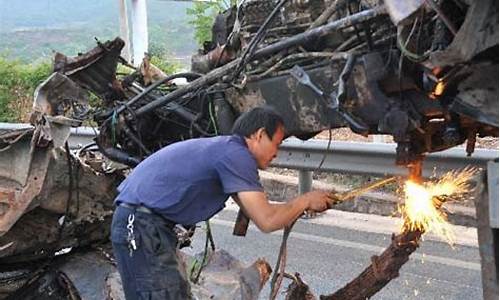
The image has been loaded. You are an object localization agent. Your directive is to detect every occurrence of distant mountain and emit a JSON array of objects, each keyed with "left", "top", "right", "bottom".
[{"left": 0, "top": 0, "right": 198, "bottom": 66}]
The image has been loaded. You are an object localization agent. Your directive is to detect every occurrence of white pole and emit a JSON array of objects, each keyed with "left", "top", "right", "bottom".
[
  {"left": 131, "top": 0, "right": 149, "bottom": 66},
  {"left": 118, "top": 0, "right": 131, "bottom": 63}
]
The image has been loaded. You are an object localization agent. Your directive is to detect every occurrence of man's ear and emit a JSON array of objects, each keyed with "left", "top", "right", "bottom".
[{"left": 256, "top": 127, "right": 266, "bottom": 141}]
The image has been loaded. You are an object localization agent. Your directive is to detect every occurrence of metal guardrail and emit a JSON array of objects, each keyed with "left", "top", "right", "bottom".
[
  {"left": 273, "top": 138, "right": 498, "bottom": 178},
  {"left": 0, "top": 123, "right": 98, "bottom": 150},
  {"left": 2, "top": 123, "right": 497, "bottom": 176},
  {"left": 273, "top": 138, "right": 498, "bottom": 227}
]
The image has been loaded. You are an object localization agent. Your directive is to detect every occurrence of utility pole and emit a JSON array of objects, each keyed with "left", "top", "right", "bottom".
[
  {"left": 117, "top": 0, "right": 131, "bottom": 63},
  {"left": 131, "top": 0, "right": 149, "bottom": 66}
]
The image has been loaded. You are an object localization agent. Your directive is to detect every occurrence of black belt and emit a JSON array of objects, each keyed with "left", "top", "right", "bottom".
[
  {"left": 119, "top": 202, "right": 154, "bottom": 214},
  {"left": 118, "top": 202, "right": 177, "bottom": 229}
]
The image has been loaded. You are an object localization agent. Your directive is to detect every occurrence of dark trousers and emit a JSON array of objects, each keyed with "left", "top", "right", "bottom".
[{"left": 111, "top": 205, "right": 191, "bottom": 300}]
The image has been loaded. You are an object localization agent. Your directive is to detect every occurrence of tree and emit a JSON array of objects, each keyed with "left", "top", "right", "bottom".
[{"left": 186, "top": 0, "right": 236, "bottom": 47}]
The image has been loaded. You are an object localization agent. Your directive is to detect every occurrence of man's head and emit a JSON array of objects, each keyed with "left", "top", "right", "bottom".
[{"left": 232, "top": 106, "right": 285, "bottom": 170}]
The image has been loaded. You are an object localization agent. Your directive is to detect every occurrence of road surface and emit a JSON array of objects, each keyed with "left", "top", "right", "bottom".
[{"left": 184, "top": 201, "right": 482, "bottom": 300}]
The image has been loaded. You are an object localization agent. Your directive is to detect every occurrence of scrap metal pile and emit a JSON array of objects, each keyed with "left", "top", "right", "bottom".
[{"left": 0, "top": 0, "right": 498, "bottom": 298}]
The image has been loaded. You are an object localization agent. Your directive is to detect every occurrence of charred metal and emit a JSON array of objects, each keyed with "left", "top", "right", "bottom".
[{"left": 42, "top": 0, "right": 497, "bottom": 168}]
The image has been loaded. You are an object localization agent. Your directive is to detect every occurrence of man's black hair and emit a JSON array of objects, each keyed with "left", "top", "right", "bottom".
[{"left": 231, "top": 106, "right": 285, "bottom": 138}]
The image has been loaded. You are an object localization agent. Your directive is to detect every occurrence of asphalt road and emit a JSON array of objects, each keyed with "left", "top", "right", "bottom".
[{"left": 183, "top": 202, "right": 482, "bottom": 300}]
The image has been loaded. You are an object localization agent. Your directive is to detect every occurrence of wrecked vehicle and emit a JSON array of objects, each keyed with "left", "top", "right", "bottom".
[
  {"left": 92, "top": 0, "right": 498, "bottom": 176},
  {"left": 0, "top": 0, "right": 498, "bottom": 298}
]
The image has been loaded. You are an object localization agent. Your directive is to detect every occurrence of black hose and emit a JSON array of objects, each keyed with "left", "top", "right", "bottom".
[
  {"left": 134, "top": 7, "right": 386, "bottom": 117},
  {"left": 95, "top": 138, "right": 141, "bottom": 167},
  {"left": 213, "top": 92, "right": 235, "bottom": 134},
  {"left": 103, "top": 72, "right": 203, "bottom": 119}
]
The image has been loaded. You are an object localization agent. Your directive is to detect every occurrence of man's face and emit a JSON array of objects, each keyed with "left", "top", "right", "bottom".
[{"left": 252, "top": 125, "right": 285, "bottom": 170}]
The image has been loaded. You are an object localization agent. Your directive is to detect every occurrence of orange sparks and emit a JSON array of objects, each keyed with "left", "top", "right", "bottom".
[
  {"left": 400, "top": 167, "right": 478, "bottom": 244},
  {"left": 432, "top": 81, "right": 446, "bottom": 98}
]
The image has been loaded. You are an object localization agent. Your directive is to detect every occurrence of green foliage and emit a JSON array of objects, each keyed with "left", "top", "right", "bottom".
[
  {"left": 186, "top": 0, "right": 236, "bottom": 47},
  {"left": 0, "top": 57, "right": 52, "bottom": 122},
  {"left": 149, "top": 55, "right": 179, "bottom": 75},
  {"left": 148, "top": 43, "right": 181, "bottom": 74},
  {"left": 0, "top": 52, "right": 180, "bottom": 123}
]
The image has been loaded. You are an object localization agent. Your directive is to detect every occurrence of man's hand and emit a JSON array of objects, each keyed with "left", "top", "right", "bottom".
[{"left": 301, "top": 190, "right": 333, "bottom": 212}]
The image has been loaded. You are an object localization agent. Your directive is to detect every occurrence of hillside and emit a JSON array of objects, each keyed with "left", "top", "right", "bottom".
[{"left": 0, "top": 0, "right": 198, "bottom": 66}]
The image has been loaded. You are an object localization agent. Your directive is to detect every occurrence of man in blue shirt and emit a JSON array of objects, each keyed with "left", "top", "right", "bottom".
[{"left": 111, "top": 106, "right": 333, "bottom": 299}]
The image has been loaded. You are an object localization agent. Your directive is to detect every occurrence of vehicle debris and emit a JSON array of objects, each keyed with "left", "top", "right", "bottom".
[{"left": 35, "top": 0, "right": 497, "bottom": 170}]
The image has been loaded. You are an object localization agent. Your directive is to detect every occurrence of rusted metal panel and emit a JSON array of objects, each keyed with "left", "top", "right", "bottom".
[
  {"left": 0, "top": 119, "right": 119, "bottom": 261},
  {"left": 225, "top": 65, "right": 342, "bottom": 137},
  {"left": 54, "top": 38, "right": 125, "bottom": 101},
  {"left": 0, "top": 128, "right": 34, "bottom": 187},
  {"left": 33, "top": 72, "right": 89, "bottom": 118},
  {"left": 0, "top": 126, "right": 52, "bottom": 236}
]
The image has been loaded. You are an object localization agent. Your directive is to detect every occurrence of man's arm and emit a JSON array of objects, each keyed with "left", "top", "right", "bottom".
[{"left": 233, "top": 190, "right": 331, "bottom": 233}]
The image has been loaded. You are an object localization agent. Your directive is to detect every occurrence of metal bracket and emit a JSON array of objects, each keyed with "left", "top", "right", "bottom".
[
  {"left": 290, "top": 65, "right": 325, "bottom": 98},
  {"left": 290, "top": 65, "right": 368, "bottom": 134}
]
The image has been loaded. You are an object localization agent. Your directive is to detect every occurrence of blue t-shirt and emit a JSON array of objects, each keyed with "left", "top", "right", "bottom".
[{"left": 115, "top": 135, "right": 263, "bottom": 225}]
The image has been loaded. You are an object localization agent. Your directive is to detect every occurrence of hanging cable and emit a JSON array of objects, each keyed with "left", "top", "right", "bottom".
[
  {"left": 232, "top": 0, "right": 289, "bottom": 81},
  {"left": 269, "top": 127, "right": 332, "bottom": 299},
  {"left": 269, "top": 219, "right": 296, "bottom": 300},
  {"left": 190, "top": 221, "right": 216, "bottom": 284},
  {"left": 208, "top": 100, "right": 219, "bottom": 135},
  {"left": 397, "top": 16, "right": 430, "bottom": 63}
]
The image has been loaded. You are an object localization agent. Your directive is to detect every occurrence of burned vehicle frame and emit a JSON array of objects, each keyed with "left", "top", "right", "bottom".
[{"left": 38, "top": 0, "right": 498, "bottom": 175}]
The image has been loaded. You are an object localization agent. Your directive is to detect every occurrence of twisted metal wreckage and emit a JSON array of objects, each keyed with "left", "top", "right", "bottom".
[{"left": 0, "top": 0, "right": 498, "bottom": 298}]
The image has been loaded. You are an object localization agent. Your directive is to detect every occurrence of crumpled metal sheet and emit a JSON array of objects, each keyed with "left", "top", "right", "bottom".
[
  {"left": 54, "top": 38, "right": 124, "bottom": 101},
  {"left": 0, "top": 117, "right": 118, "bottom": 260},
  {"left": 0, "top": 116, "right": 74, "bottom": 237},
  {"left": 426, "top": 0, "right": 499, "bottom": 68},
  {"left": 33, "top": 72, "right": 89, "bottom": 118},
  {"left": 0, "top": 125, "right": 53, "bottom": 236},
  {"left": 383, "top": 0, "right": 424, "bottom": 25},
  {"left": 451, "top": 62, "right": 499, "bottom": 127}
]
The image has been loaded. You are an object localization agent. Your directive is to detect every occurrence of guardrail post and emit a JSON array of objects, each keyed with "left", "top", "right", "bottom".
[
  {"left": 476, "top": 162, "right": 499, "bottom": 300},
  {"left": 298, "top": 170, "right": 313, "bottom": 195}
]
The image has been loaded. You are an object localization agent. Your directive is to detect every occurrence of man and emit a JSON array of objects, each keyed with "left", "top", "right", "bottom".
[{"left": 111, "top": 106, "right": 333, "bottom": 299}]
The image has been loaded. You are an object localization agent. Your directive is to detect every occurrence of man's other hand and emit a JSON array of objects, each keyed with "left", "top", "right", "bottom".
[{"left": 301, "top": 191, "right": 332, "bottom": 212}]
